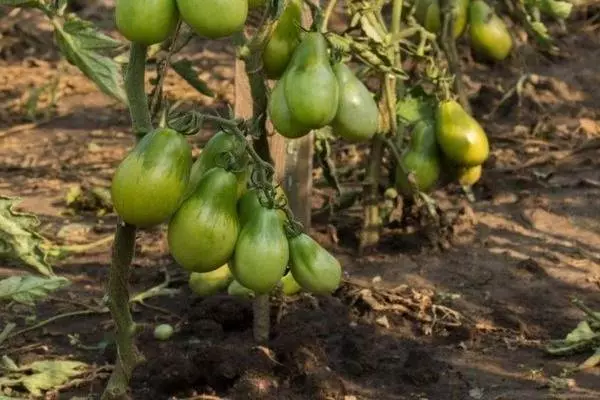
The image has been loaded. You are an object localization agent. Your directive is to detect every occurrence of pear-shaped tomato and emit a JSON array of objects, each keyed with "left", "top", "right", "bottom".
[
  {"left": 185, "top": 131, "right": 249, "bottom": 199},
  {"left": 415, "top": 0, "right": 469, "bottom": 39},
  {"left": 111, "top": 127, "right": 191, "bottom": 227},
  {"left": 396, "top": 121, "right": 441, "bottom": 195},
  {"left": 227, "top": 279, "right": 255, "bottom": 298},
  {"left": 176, "top": 0, "right": 248, "bottom": 39},
  {"left": 115, "top": 0, "right": 179, "bottom": 45},
  {"left": 289, "top": 233, "right": 341, "bottom": 294},
  {"left": 268, "top": 78, "right": 311, "bottom": 138},
  {"left": 281, "top": 271, "right": 302, "bottom": 295},
  {"left": 189, "top": 264, "right": 233, "bottom": 296},
  {"left": 231, "top": 208, "right": 289, "bottom": 294},
  {"left": 283, "top": 32, "right": 339, "bottom": 128},
  {"left": 237, "top": 188, "right": 288, "bottom": 227},
  {"left": 469, "top": 0, "right": 512, "bottom": 61},
  {"left": 262, "top": 0, "right": 303, "bottom": 79},
  {"left": 436, "top": 100, "right": 489, "bottom": 167},
  {"left": 168, "top": 167, "right": 240, "bottom": 273},
  {"left": 330, "top": 63, "right": 379, "bottom": 142},
  {"left": 456, "top": 164, "right": 482, "bottom": 186}
]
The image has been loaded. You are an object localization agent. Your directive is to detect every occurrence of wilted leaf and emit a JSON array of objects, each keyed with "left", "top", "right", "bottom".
[
  {"left": 564, "top": 320, "right": 596, "bottom": 343},
  {"left": 171, "top": 59, "right": 215, "bottom": 97},
  {"left": 0, "top": 275, "right": 70, "bottom": 305},
  {"left": 359, "top": 16, "right": 384, "bottom": 43},
  {"left": 53, "top": 15, "right": 126, "bottom": 103},
  {"left": 0, "top": 359, "right": 88, "bottom": 397},
  {"left": 0, "top": 196, "right": 54, "bottom": 276}
]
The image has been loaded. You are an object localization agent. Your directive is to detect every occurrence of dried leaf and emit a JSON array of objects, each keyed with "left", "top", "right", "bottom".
[
  {"left": 0, "top": 360, "right": 88, "bottom": 397},
  {"left": 0, "top": 196, "right": 54, "bottom": 276}
]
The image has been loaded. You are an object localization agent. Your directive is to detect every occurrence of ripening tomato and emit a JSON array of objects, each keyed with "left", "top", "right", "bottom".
[
  {"left": 469, "top": 0, "right": 513, "bottom": 61},
  {"left": 115, "top": 0, "right": 179, "bottom": 45},
  {"left": 168, "top": 167, "right": 240, "bottom": 273},
  {"left": 436, "top": 100, "right": 489, "bottom": 167},
  {"left": 230, "top": 208, "right": 289, "bottom": 294},
  {"left": 111, "top": 127, "right": 191, "bottom": 227}
]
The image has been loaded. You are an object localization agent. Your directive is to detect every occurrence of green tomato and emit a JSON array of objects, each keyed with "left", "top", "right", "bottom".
[
  {"left": 283, "top": 32, "right": 339, "bottom": 128},
  {"left": 455, "top": 164, "right": 483, "bottom": 186},
  {"left": 469, "top": 0, "right": 513, "bottom": 61},
  {"left": 115, "top": 0, "right": 179, "bottom": 45},
  {"left": 289, "top": 233, "right": 342, "bottom": 294},
  {"left": 262, "top": 0, "right": 303, "bottom": 79},
  {"left": 168, "top": 167, "right": 240, "bottom": 273},
  {"left": 177, "top": 0, "right": 248, "bottom": 39},
  {"left": 189, "top": 264, "right": 234, "bottom": 296},
  {"left": 111, "top": 128, "right": 192, "bottom": 228},
  {"left": 280, "top": 271, "right": 302, "bottom": 295},
  {"left": 330, "top": 63, "right": 379, "bottom": 142},
  {"left": 268, "top": 78, "right": 311, "bottom": 139},
  {"left": 227, "top": 279, "right": 255, "bottom": 298},
  {"left": 185, "top": 131, "right": 249, "bottom": 200},
  {"left": 237, "top": 188, "right": 288, "bottom": 227},
  {"left": 153, "top": 324, "right": 174, "bottom": 340},
  {"left": 231, "top": 208, "right": 289, "bottom": 294}
]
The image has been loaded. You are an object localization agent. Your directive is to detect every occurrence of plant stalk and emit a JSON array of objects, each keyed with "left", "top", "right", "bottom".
[
  {"left": 101, "top": 223, "right": 143, "bottom": 400},
  {"left": 125, "top": 43, "right": 153, "bottom": 137},
  {"left": 439, "top": 0, "right": 471, "bottom": 113},
  {"left": 359, "top": 0, "right": 402, "bottom": 252},
  {"left": 253, "top": 293, "right": 271, "bottom": 343},
  {"left": 102, "top": 43, "right": 153, "bottom": 400},
  {"left": 240, "top": 13, "right": 279, "bottom": 343}
]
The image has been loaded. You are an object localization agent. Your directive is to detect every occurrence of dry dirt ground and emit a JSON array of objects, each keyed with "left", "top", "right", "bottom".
[{"left": 1, "top": 3, "right": 600, "bottom": 400}]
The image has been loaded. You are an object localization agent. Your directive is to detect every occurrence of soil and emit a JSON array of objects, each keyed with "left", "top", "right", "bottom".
[{"left": 1, "top": 2, "right": 600, "bottom": 400}]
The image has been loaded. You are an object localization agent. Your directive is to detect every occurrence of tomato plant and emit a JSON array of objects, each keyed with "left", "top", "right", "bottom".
[{"left": 0, "top": 0, "right": 577, "bottom": 397}]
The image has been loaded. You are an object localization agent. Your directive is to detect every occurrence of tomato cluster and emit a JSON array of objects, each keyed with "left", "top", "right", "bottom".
[
  {"left": 265, "top": 7, "right": 379, "bottom": 142},
  {"left": 396, "top": 99, "right": 490, "bottom": 195},
  {"left": 415, "top": 0, "right": 513, "bottom": 61},
  {"left": 111, "top": 129, "right": 342, "bottom": 298}
]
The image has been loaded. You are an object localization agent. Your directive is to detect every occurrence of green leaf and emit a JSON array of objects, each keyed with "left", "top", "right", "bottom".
[
  {"left": 0, "top": 276, "right": 70, "bottom": 305},
  {"left": 396, "top": 87, "right": 436, "bottom": 125},
  {"left": 0, "top": 196, "right": 54, "bottom": 276},
  {"left": 53, "top": 15, "right": 126, "bottom": 103},
  {"left": 171, "top": 59, "right": 215, "bottom": 98}
]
